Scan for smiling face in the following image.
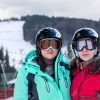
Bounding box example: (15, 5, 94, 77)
(78, 48, 96, 61)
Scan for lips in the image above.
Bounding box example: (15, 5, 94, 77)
(46, 52, 53, 54)
(82, 54, 89, 56)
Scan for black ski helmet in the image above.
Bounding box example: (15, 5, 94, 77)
(72, 27, 99, 57)
(35, 27, 62, 50)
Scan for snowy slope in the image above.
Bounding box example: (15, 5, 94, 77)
(0, 21, 34, 70)
(0, 21, 68, 71)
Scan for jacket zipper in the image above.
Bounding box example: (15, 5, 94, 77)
(62, 70, 68, 88)
(57, 62, 60, 89)
(42, 76, 50, 93)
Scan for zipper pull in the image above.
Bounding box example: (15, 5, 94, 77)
(42, 76, 50, 93)
(62, 71, 68, 88)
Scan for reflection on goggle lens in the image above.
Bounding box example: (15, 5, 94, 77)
(76, 39, 95, 51)
(39, 38, 61, 49)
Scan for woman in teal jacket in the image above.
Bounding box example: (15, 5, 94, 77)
(14, 27, 71, 100)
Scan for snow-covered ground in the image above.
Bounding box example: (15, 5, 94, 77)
(6, 97, 13, 100)
(0, 21, 34, 70)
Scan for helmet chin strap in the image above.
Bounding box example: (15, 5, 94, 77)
(73, 49, 79, 57)
(94, 48, 97, 55)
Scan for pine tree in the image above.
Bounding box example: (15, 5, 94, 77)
(0, 46, 4, 62)
(67, 43, 74, 59)
(4, 49, 16, 73)
(0, 46, 4, 73)
(4, 49, 10, 68)
(0, 46, 4, 87)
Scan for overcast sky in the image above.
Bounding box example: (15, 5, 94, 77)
(0, 0, 100, 21)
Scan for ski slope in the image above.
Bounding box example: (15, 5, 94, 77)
(0, 21, 68, 71)
(0, 21, 34, 70)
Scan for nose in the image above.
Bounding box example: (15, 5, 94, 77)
(46, 46, 54, 50)
(82, 47, 87, 51)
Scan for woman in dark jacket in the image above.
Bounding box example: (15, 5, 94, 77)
(70, 27, 100, 100)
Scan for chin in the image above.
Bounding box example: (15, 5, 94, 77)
(47, 57, 54, 60)
(46, 56, 55, 59)
(82, 58, 90, 61)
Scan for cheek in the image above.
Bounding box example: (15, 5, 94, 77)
(54, 49, 58, 55)
(78, 52, 82, 57)
(40, 50, 45, 56)
(90, 50, 96, 57)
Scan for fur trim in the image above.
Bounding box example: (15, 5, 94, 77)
(89, 56, 100, 74)
(70, 56, 100, 75)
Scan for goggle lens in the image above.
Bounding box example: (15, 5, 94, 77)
(39, 38, 61, 49)
(77, 39, 95, 51)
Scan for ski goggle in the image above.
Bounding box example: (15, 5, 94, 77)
(76, 38, 95, 51)
(39, 38, 61, 50)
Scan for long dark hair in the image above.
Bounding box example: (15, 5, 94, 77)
(89, 56, 100, 74)
(70, 57, 77, 80)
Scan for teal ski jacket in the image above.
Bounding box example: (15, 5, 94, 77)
(14, 50, 71, 100)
